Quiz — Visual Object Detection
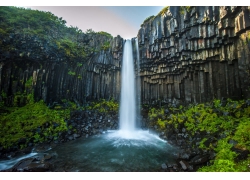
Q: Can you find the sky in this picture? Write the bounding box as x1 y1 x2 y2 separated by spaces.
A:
23 6 165 39
2 1 248 39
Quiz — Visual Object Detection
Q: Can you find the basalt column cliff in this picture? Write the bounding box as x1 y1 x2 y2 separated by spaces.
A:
137 6 250 105
0 29 123 106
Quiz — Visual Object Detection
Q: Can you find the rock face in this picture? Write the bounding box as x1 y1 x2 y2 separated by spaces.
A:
0 35 123 105
137 6 250 105
1 6 250 106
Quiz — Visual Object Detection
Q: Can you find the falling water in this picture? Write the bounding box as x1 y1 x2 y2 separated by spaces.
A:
119 39 136 133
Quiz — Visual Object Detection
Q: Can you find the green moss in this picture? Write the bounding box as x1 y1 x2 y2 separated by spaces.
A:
87 98 119 113
0 97 70 149
157 118 166 129
1 90 7 98
198 139 237 172
25 77 33 89
147 98 250 172
101 41 111 51
77 62 82 67
68 70 76 76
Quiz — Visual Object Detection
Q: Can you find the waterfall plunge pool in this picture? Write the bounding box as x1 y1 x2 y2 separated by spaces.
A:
43 130 178 172
0 130 178 172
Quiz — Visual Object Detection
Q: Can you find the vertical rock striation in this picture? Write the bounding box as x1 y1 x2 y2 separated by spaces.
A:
0 35 123 106
137 6 250 105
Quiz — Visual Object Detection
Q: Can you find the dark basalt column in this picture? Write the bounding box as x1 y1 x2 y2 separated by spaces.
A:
136 6 250 105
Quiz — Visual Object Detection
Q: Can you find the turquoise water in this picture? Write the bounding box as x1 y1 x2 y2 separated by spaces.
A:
46 130 178 172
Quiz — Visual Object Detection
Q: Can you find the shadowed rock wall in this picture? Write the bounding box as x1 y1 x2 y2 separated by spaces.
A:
0 35 123 106
137 6 250 105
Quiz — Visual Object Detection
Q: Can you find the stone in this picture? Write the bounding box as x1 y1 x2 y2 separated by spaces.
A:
43 154 52 161
68 136 74 141
179 153 190 160
73 133 80 139
179 160 188 170
24 162 52 172
137 6 250 104
189 154 210 165
161 163 168 169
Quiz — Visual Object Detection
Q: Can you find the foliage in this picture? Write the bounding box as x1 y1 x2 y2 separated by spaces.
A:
56 38 87 59
101 41 111 51
147 98 250 171
180 6 192 15
1 90 7 98
85 28 95 34
0 97 70 149
142 15 155 24
198 139 237 172
0 6 113 63
68 70 76 76
233 118 250 150
157 6 169 16
87 98 119 113
97 31 113 38
77 62 83 67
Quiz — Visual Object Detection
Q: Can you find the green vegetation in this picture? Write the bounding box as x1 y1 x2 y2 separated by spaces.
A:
97 31 113 38
148 98 250 172
0 6 113 63
180 6 192 15
85 29 112 38
77 62 83 67
142 15 155 24
157 6 169 16
68 70 76 76
101 41 111 51
86 98 119 113
0 97 70 149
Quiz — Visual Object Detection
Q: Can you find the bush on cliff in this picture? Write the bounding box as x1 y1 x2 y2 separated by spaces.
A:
0 6 113 62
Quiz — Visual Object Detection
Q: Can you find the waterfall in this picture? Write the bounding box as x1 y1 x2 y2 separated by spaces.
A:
113 38 166 141
119 39 136 132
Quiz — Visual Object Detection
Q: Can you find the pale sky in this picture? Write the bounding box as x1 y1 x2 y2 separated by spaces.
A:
24 6 164 39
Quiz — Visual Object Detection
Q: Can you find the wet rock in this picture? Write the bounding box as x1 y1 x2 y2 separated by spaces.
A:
232 147 250 162
189 154 210 165
178 152 190 160
24 162 52 172
42 154 52 161
179 160 188 170
68 136 74 141
229 140 238 146
32 144 51 153
161 163 168 169
11 158 34 171
73 133 80 139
